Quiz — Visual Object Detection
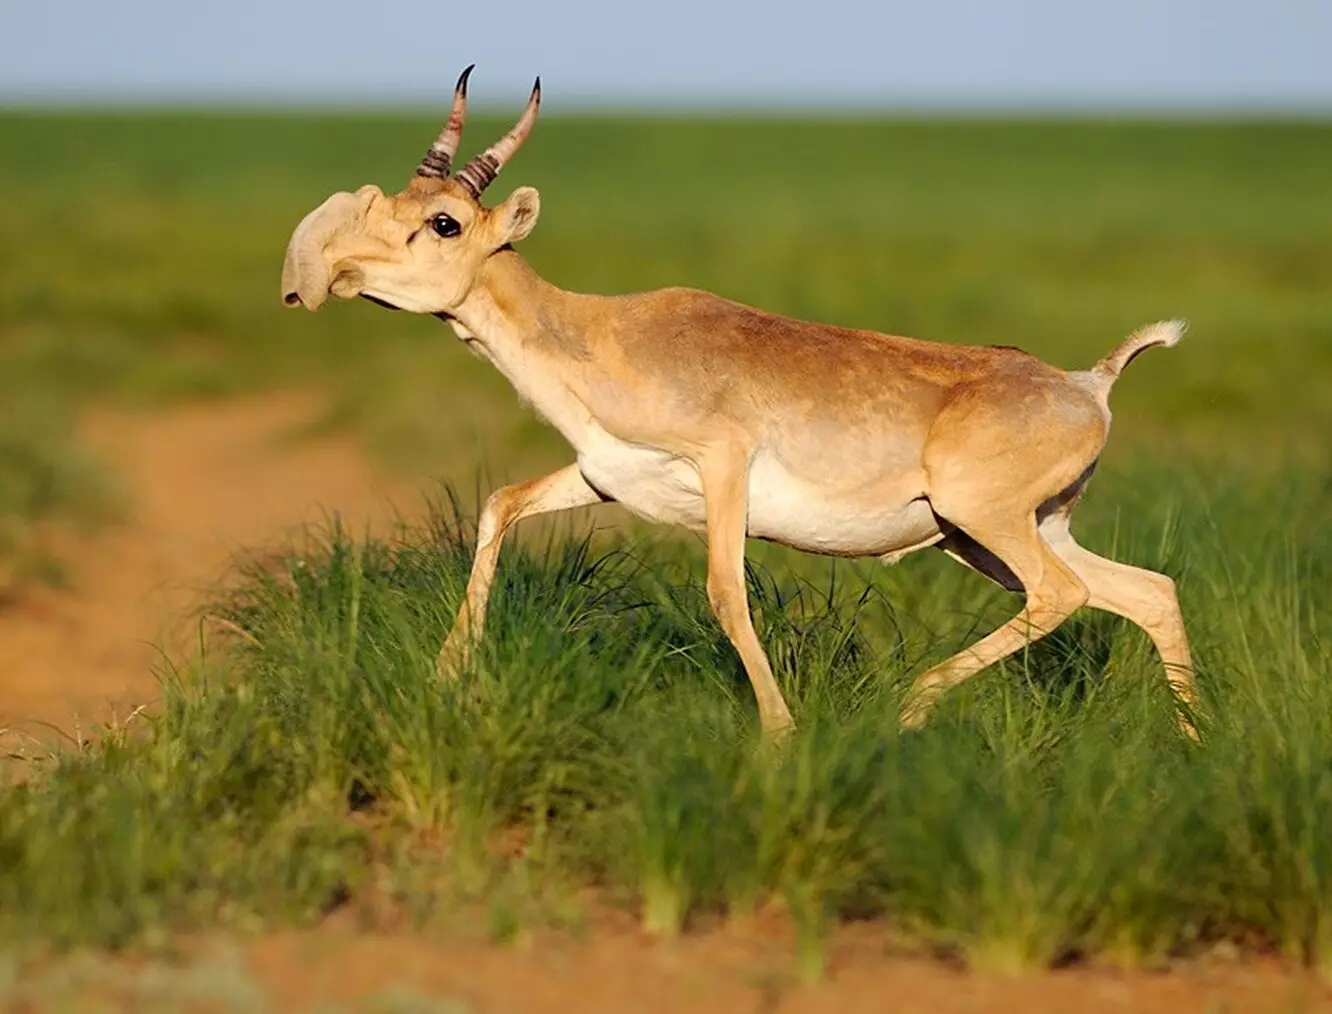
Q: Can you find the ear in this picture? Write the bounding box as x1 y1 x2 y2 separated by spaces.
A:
491 186 541 246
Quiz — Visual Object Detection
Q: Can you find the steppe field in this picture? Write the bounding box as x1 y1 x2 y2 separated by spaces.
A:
0 112 1330 1012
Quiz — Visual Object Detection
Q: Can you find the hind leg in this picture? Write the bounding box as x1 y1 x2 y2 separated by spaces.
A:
1040 512 1199 737
900 511 1088 728
904 371 1110 727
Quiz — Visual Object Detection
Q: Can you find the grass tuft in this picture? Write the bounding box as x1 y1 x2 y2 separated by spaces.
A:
2 462 1326 975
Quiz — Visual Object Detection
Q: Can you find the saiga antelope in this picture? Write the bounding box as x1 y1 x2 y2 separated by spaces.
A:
280 68 1198 739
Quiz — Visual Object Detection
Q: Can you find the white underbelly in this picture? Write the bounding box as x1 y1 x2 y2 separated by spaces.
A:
578 435 706 529
747 452 939 556
576 431 940 559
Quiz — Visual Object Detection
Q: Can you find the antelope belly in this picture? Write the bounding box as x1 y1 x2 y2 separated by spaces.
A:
746 453 939 556
576 431 939 558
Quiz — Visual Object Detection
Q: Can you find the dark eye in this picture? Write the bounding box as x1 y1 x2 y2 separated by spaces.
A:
430 213 462 238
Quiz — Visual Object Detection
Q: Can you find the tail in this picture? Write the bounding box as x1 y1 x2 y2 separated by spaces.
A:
1092 318 1187 385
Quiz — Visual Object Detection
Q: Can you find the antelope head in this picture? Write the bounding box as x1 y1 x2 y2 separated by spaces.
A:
281 66 543 316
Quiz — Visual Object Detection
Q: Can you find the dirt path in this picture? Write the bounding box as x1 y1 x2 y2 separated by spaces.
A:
11 919 1331 1013
243 923 1331 1014
0 392 422 736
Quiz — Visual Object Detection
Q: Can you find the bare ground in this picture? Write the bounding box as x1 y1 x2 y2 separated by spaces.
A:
11 919 1331 1014
1 394 1327 1013
243 921 1332 1014
0 393 421 736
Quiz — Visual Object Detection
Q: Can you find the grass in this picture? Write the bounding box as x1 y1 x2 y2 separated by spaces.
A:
0 464 1328 974
0 111 1329 973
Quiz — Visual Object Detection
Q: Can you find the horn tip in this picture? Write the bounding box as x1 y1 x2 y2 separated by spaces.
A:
532 76 542 99
457 64 476 94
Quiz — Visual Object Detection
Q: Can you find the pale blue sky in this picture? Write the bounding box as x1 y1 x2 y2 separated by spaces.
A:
2 0 1329 110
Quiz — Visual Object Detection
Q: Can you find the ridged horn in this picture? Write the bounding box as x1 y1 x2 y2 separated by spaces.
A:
453 77 541 199
415 64 475 179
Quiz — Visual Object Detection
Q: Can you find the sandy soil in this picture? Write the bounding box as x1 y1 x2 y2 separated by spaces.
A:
1 394 1327 1013
0 393 421 736
243 920 1331 1014
14 919 1332 1014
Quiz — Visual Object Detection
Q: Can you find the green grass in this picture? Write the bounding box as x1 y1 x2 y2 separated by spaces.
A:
0 112 1330 971
0 465 1328 973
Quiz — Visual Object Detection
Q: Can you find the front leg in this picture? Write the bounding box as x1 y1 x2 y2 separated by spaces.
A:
699 449 795 740
438 464 605 677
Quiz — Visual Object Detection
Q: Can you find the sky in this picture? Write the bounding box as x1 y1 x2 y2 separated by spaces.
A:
1 0 1329 111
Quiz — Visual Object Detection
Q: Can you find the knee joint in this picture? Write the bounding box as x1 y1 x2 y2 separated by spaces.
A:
1146 572 1178 604
1139 571 1182 628
477 487 524 547
1034 572 1089 619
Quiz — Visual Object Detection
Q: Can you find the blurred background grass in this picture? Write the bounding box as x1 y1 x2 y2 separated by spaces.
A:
2 112 1328 586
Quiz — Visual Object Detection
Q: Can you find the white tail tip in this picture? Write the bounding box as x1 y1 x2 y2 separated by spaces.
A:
1150 318 1188 348
1094 318 1189 382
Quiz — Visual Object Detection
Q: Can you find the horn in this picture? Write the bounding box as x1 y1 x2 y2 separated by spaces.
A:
454 77 541 199
415 64 475 179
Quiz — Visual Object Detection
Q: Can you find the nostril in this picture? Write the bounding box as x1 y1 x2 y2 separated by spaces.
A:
283 292 302 307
